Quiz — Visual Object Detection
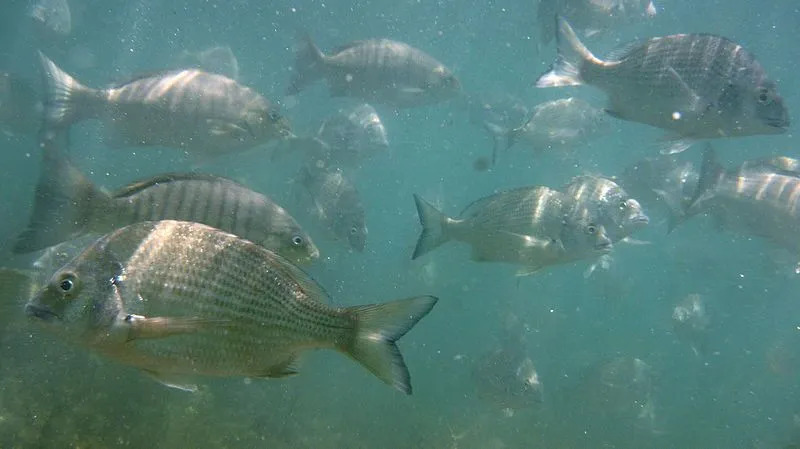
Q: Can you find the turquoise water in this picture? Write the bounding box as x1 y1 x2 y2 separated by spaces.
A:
1 0 800 447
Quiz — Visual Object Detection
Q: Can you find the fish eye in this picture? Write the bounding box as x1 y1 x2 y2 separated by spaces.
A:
268 111 282 123
619 200 628 209
586 224 597 234
349 226 358 235
757 88 771 104
57 272 78 295
291 235 304 246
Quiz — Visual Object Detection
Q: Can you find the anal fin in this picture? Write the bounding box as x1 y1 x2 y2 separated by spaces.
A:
143 369 198 392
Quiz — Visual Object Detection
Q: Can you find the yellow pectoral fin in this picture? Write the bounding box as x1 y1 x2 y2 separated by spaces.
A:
124 314 229 341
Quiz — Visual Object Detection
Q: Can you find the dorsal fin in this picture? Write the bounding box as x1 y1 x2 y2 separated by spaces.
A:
113 173 234 198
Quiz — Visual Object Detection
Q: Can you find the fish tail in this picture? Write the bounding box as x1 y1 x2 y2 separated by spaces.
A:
38 51 104 128
535 16 601 88
287 33 326 95
675 144 722 231
412 194 454 259
482 122 518 165
13 147 110 253
345 295 438 395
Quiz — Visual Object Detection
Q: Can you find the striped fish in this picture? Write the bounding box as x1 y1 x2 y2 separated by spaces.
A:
683 146 800 255
24 220 437 394
38 53 290 158
14 150 319 265
288 37 460 108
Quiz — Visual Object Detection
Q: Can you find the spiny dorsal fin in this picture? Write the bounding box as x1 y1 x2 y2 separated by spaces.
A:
113 173 236 198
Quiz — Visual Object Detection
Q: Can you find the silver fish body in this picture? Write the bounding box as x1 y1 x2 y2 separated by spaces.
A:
14 151 318 265
38 53 290 158
297 164 367 252
24 220 437 394
411 187 613 274
563 175 649 242
537 0 656 44
288 37 460 108
315 103 389 168
510 97 608 152
537 18 789 151
618 156 698 226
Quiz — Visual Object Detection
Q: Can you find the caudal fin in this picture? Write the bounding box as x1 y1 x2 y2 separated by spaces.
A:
678 144 723 228
287 34 326 95
535 16 601 88
412 194 455 260
38 52 103 128
13 149 110 253
345 295 438 395
482 122 522 165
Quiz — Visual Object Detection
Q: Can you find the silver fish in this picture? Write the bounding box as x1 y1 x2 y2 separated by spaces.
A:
176 45 240 81
288 37 461 108
563 175 649 242
296 164 367 252
672 293 709 356
14 150 319 265
24 220 437 394
537 0 656 45
411 187 613 274
29 0 71 38
682 146 800 255
486 97 608 163
536 18 789 153
38 53 290 158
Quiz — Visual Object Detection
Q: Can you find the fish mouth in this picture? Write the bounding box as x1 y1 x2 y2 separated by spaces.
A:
25 304 59 322
594 241 613 252
765 118 790 130
630 214 650 225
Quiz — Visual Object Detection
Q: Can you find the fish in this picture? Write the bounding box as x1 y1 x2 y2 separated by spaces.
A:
672 293 709 356
176 45 241 80
562 175 649 243
486 97 608 163
29 0 71 38
680 146 800 256
411 187 613 274
24 220 438 394
296 164 367 252
537 0 657 45
536 17 789 154
14 150 319 266
617 155 698 229
0 72 42 137
288 36 461 108
288 103 389 170
38 53 290 158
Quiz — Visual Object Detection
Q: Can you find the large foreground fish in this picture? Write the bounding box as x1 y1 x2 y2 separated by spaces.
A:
14 150 319 266
38 53 290 158
536 17 789 153
288 36 460 108
25 220 437 394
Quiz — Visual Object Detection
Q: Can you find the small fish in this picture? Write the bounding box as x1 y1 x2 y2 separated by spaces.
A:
672 293 709 356
680 146 800 256
537 0 656 45
288 36 461 108
14 150 319 265
24 220 437 394
562 175 649 243
176 45 240 80
29 0 71 38
296 164 367 252
486 97 608 163
411 187 612 274
289 103 389 170
38 53 290 158
536 17 789 153
0 72 42 137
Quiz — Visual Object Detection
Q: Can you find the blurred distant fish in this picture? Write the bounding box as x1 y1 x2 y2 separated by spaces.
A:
176 46 240 80
617 155 698 228
672 293 709 356
288 36 461 108
38 53 290 158
485 97 607 163
467 93 530 131
296 164 367 252
25 220 437 394
680 146 800 257
411 187 613 274
562 175 649 243
537 0 656 45
29 0 71 39
288 103 389 170
0 72 41 137
536 17 789 154
14 150 319 266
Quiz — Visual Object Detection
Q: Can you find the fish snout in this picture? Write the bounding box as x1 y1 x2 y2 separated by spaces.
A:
25 303 58 321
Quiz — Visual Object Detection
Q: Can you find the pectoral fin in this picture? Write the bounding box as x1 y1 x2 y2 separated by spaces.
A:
255 354 300 378
143 369 198 392
207 119 253 139
124 314 229 341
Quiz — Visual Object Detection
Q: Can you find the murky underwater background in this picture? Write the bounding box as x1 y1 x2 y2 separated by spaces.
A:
1 0 800 447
